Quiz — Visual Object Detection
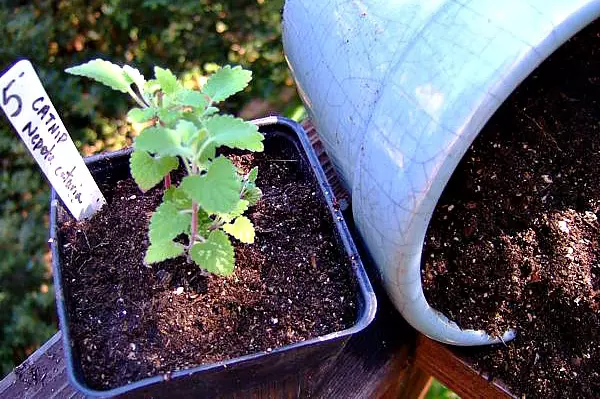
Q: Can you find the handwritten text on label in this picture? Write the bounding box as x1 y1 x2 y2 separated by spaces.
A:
0 60 106 220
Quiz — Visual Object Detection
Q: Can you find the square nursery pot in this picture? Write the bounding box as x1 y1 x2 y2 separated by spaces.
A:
49 116 377 398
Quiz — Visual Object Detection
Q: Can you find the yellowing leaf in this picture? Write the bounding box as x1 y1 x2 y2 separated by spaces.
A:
223 216 255 244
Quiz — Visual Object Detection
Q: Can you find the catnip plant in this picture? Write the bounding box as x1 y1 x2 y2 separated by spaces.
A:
66 59 264 276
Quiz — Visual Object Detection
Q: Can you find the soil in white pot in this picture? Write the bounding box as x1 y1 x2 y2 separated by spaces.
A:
422 20 599 398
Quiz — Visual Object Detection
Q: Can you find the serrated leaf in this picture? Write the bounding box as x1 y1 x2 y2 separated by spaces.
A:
175 120 198 144
196 210 214 237
198 142 216 165
145 240 184 264
154 66 180 95
66 59 131 93
218 199 249 222
163 186 192 209
130 150 178 191
157 108 181 127
135 126 189 157
223 216 255 244
205 115 264 151
180 156 241 214
190 230 234 275
144 79 161 94
176 89 208 108
127 107 155 123
247 167 258 183
149 201 191 243
243 185 262 206
202 65 252 103
123 65 146 93
204 106 219 116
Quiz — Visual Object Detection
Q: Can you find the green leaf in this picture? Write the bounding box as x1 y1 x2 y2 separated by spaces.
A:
202 65 252 103
196 210 214 237
204 106 219 116
243 185 262 206
163 186 192 209
205 115 264 151
223 216 255 244
144 79 161 94
247 167 258 183
157 108 181 126
154 66 180 94
122 65 146 93
190 230 234 275
218 199 249 222
149 201 191 243
66 59 131 93
197 142 216 165
127 107 155 123
145 240 184 264
130 150 178 191
180 156 241 214
175 120 198 144
135 126 188 157
176 89 208 108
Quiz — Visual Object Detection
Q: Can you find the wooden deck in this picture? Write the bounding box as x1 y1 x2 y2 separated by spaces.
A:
0 120 514 398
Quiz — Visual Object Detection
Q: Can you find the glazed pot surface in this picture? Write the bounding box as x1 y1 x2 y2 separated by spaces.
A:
283 0 600 345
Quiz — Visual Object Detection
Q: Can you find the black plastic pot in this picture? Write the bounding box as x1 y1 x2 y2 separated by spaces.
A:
50 116 376 398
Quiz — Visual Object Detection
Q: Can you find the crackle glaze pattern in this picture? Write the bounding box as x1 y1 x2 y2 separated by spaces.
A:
283 0 600 345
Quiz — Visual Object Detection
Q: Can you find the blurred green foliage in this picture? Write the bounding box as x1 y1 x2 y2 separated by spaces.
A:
0 0 297 376
427 379 461 399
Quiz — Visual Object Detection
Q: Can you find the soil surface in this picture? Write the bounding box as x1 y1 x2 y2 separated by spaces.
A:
421 20 600 398
58 135 356 390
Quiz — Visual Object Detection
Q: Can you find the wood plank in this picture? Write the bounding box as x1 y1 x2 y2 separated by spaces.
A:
414 335 514 399
398 365 432 399
0 332 82 399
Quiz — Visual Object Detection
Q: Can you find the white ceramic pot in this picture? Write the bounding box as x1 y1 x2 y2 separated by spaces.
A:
283 0 600 345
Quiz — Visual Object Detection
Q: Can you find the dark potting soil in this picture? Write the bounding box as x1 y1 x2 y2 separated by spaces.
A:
58 135 357 390
421 20 600 398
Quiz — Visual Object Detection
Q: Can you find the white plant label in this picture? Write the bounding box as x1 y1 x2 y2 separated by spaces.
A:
0 60 106 220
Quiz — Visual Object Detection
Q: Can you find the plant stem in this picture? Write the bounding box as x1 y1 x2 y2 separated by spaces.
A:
155 90 172 189
190 201 198 249
189 162 200 249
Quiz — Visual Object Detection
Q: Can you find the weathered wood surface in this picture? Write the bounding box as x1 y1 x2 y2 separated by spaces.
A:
0 332 84 399
414 335 514 399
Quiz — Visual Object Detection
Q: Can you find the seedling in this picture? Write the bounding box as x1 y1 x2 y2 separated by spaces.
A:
66 59 264 275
